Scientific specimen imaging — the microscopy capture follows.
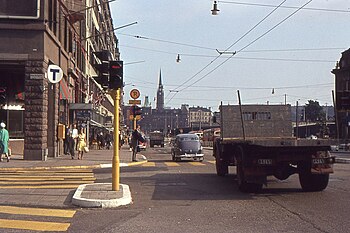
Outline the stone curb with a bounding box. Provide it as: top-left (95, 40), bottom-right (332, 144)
top-left (71, 183), bottom-right (132, 208)
top-left (0, 160), bottom-right (148, 171)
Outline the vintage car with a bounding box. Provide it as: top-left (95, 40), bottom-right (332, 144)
top-left (171, 134), bottom-right (204, 161)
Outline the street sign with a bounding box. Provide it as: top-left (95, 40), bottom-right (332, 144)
top-left (129, 99), bottom-right (141, 105)
top-left (47, 65), bottom-right (63, 83)
top-left (130, 89), bottom-right (140, 99)
top-left (75, 110), bottom-right (91, 121)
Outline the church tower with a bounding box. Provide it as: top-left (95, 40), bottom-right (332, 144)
top-left (156, 69), bottom-right (164, 110)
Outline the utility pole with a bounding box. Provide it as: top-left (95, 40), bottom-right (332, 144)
top-left (112, 89), bottom-right (120, 191)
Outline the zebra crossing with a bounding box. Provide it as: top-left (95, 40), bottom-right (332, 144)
top-left (0, 167), bottom-right (95, 231)
top-left (0, 205), bottom-right (76, 232)
top-left (139, 160), bottom-right (216, 167)
top-left (0, 167), bottom-right (96, 189)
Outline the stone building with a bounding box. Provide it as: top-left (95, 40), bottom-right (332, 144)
top-left (0, 0), bottom-right (118, 159)
top-left (332, 48), bottom-right (350, 141)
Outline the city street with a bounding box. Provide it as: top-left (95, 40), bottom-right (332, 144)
top-left (67, 146), bottom-right (350, 233)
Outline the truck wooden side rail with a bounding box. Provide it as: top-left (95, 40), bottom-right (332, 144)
top-left (213, 104), bottom-right (335, 193)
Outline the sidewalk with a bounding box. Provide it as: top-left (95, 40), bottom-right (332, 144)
top-left (0, 145), bottom-right (145, 169)
top-left (0, 146), bottom-right (147, 209)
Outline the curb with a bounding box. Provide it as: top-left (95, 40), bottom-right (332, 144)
top-left (0, 160), bottom-right (148, 171)
top-left (71, 183), bottom-right (132, 208)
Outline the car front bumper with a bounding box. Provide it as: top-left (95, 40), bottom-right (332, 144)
top-left (175, 153), bottom-right (204, 159)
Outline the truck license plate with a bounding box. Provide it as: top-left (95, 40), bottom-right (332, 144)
top-left (312, 158), bottom-right (325, 165)
top-left (258, 159), bottom-right (273, 165)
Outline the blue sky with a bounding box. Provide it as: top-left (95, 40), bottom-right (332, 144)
top-left (110, 0), bottom-right (350, 111)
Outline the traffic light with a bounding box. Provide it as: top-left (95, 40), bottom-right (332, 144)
top-left (109, 60), bottom-right (123, 89)
top-left (132, 105), bottom-right (142, 115)
top-left (93, 50), bottom-right (110, 89)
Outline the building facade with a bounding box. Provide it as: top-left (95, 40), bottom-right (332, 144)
top-left (332, 48), bottom-right (350, 141)
top-left (0, 0), bottom-right (118, 160)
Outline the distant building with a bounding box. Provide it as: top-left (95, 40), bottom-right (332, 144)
top-left (188, 106), bottom-right (212, 130)
top-left (123, 71), bottom-right (214, 135)
top-left (332, 48), bottom-right (350, 141)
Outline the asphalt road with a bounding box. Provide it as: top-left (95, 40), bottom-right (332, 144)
top-left (69, 146), bottom-right (350, 233)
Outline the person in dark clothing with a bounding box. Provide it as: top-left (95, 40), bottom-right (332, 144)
top-left (130, 125), bottom-right (145, 161)
top-left (68, 125), bottom-right (75, 159)
top-left (105, 131), bottom-right (112, 150)
top-left (64, 125), bottom-right (70, 155)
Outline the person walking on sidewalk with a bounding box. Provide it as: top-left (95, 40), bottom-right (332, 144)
top-left (131, 125), bottom-right (145, 162)
top-left (77, 127), bottom-right (86, 160)
top-left (72, 124), bottom-right (79, 151)
top-left (0, 122), bottom-right (10, 162)
top-left (68, 124), bottom-right (76, 159)
top-left (64, 124), bottom-right (70, 155)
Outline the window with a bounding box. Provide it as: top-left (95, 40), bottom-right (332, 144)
top-left (243, 112), bottom-right (271, 121)
top-left (0, 0), bottom-right (39, 19)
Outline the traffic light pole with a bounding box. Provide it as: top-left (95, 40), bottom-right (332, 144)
top-left (112, 88), bottom-right (120, 191)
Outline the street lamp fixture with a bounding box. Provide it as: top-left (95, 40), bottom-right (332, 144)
top-left (211, 1), bottom-right (220, 15)
top-left (176, 54), bottom-right (181, 63)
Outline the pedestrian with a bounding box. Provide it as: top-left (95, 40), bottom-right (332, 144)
top-left (0, 122), bottom-right (10, 162)
top-left (105, 131), bottom-right (112, 150)
top-left (72, 124), bottom-right (78, 151)
top-left (98, 132), bottom-right (105, 149)
top-left (131, 125), bottom-right (145, 162)
top-left (77, 127), bottom-right (86, 160)
top-left (68, 125), bottom-right (75, 159)
top-left (64, 124), bottom-right (70, 155)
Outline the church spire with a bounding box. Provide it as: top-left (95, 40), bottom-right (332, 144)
top-left (156, 69), bottom-right (164, 110)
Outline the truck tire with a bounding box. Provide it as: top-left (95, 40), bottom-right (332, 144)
top-left (215, 145), bottom-right (228, 176)
top-left (299, 163), bottom-right (329, 192)
top-left (161, 144), bottom-right (164, 147)
top-left (236, 147), bottom-right (262, 193)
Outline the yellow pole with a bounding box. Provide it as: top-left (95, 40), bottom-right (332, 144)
top-left (112, 88), bottom-right (120, 191)
top-left (133, 116), bottom-right (137, 130)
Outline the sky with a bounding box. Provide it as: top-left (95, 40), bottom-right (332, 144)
top-left (110, 0), bottom-right (350, 111)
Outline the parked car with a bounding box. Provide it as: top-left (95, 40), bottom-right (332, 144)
top-left (171, 134), bottom-right (204, 162)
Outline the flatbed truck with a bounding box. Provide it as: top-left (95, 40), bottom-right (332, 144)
top-left (213, 104), bottom-right (335, 193)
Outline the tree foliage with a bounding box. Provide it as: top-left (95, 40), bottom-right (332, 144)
top-left (305, 100), bottom-right (325, 122)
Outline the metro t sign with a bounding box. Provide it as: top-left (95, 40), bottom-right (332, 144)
top-left (47, 65), bottom-right (63, 84)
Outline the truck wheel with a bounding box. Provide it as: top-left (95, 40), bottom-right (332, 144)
top-left (236, 147), bottom-right (262, 193)
top-left (215, 147), bottom-right (228, 176)
top-left (161, 144), bottom-right (164, 147)
top-left (299, 163), bottom-right (329, 192)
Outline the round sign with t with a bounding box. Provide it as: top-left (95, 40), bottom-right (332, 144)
top-left (47, 65), bottom-right (63, 83)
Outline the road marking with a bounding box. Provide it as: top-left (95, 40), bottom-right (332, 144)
top-left (188, 162), bottom-right (206, 166)
top-left (0, 180), bottom-right (95, 185)
top-left (142, 162), bottom-right (156, 167)
top-left (0, 185), bottom-right (81, 189)
top-left (207, 161), bottom-right (216, 164)
top-left (0, 177), bottom-right (96, 181)
top-left (0, 219), bottom-right (71, 232)
top-left (0, 205), bottom-right (76, 218)
top-left (0, 175), bottom-right (94, 178)
top-left (164, 162), bottom-right (180, 167)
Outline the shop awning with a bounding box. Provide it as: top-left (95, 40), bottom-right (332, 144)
top-left (60, 79), bottom-right (72, 101)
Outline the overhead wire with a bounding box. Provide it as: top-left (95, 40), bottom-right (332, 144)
top-left (176, 0), bottom-right (314, 93)
top-left (121, 44), bottom-right (338, 62)
top-left (165, 0), bottom-right (289, 104)
top-left (218, 1), bottom-right (350, 13)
